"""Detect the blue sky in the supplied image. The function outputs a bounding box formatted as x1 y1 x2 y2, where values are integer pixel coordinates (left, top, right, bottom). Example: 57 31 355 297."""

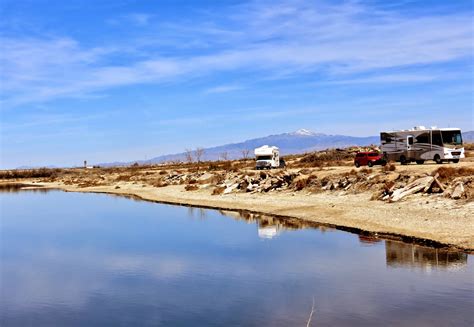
0 0 473 168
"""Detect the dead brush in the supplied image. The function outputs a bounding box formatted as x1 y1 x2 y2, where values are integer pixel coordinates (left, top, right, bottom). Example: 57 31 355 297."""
433 166 474 183
185 184 199 191
115 174 132 182
382 162 396 172
0 168 62 179
152 180 168 187
293 174 318 191
212 186 226 195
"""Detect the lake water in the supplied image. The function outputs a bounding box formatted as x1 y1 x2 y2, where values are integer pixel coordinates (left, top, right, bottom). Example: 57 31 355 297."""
1 189 473 326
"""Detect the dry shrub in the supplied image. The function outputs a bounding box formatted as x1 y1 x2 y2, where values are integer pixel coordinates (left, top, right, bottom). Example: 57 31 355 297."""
434 166 474 182
382 162 396 172
211 174 225 184
344 169 358 177
463 143 474 151
0 168 62 179
293 177 308 191
188 179 197 184
159 170 168 175
115 174 132 182
208 162 220 171
299 149 354 167
185 184 199 191
152 180 168 187
212 186 226 195
221 161 233 171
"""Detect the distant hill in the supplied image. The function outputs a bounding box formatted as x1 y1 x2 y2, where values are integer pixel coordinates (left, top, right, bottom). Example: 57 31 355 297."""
98 129 474 167
100 129 380 166
463 130 474 142
17 129 473 168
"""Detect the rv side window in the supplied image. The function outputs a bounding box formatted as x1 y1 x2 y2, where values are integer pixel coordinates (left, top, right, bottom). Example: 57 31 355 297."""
416 132 429 144
432 131 442 146
408 136 414 145
356 153 365 158
381 133 392 144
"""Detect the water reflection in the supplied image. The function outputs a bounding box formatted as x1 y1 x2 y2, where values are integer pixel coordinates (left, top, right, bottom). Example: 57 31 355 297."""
218 210 334 240
385 240 468 270
1 191 473 326
0 183 49 193
214 209 468 269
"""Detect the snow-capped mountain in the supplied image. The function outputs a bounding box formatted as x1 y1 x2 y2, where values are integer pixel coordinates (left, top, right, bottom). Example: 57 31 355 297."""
99 129 380 166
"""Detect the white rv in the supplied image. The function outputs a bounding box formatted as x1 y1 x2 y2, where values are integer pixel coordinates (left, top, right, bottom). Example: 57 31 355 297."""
255 145 281 169
380 126 464 164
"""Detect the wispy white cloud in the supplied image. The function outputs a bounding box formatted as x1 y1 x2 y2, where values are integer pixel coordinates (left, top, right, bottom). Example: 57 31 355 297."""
204 84 243 94
1 1 472 108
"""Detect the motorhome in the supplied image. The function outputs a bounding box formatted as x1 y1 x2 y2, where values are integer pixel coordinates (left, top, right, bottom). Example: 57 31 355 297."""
255 145 280 169
380 126 464 164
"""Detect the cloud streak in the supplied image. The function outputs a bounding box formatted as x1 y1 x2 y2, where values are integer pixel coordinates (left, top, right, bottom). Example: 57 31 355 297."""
1 1 472 108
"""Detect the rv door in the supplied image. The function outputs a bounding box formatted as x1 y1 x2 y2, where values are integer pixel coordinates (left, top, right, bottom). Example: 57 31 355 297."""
407 135 414 151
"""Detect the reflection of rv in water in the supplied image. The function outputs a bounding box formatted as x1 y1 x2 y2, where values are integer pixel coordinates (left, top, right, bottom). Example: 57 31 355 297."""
380 126 464 165
385 240 467 270
257 225 281 239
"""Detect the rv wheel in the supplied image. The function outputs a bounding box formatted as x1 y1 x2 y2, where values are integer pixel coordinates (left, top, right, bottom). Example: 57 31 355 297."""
355 162 360 168
416 160 425 165
452 159 459 164
368 161 373 167
434 155 442 164
400 156 407 165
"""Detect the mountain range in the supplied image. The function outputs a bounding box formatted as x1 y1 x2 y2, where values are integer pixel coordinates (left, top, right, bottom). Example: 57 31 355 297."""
111 128 472 166
139 129 377 164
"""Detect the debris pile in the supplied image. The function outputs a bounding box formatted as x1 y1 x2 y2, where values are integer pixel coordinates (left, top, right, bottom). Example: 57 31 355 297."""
173 168 473 202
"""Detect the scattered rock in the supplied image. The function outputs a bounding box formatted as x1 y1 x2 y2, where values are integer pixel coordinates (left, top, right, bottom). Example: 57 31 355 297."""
451 182 465 200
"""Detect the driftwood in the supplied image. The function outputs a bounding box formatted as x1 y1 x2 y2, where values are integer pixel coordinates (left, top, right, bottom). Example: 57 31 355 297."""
390 176 434 202
433 174 446 192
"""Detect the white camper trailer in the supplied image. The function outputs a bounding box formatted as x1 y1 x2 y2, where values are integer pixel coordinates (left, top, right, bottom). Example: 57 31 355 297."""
380 126 464 165
255 145 280 169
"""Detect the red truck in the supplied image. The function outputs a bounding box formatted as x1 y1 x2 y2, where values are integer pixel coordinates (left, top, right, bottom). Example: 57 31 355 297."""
354 151 387 168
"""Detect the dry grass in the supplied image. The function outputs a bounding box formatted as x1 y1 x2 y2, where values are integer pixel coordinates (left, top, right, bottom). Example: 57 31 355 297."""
185 184 199 191
463 143 474 151
298 149 355 168
212 186 226 195
0 168 63 179
433 166 474 182
382 162 397 172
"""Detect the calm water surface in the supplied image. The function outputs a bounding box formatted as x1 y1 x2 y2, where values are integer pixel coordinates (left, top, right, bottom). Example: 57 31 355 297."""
1 190 473 326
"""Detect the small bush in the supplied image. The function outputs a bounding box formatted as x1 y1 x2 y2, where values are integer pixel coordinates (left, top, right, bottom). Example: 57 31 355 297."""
212 186 226 195
115 174 132 182
0 168 62 180
152 180 168 187
185 184 199 191
434 167 474 182
382 162 396 172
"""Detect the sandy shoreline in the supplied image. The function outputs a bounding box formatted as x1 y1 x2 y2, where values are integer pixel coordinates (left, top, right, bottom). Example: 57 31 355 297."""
16 181 473 251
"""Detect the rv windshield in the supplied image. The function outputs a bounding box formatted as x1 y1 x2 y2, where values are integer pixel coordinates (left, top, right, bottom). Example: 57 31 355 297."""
441 130 463 146
256 155 272 161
